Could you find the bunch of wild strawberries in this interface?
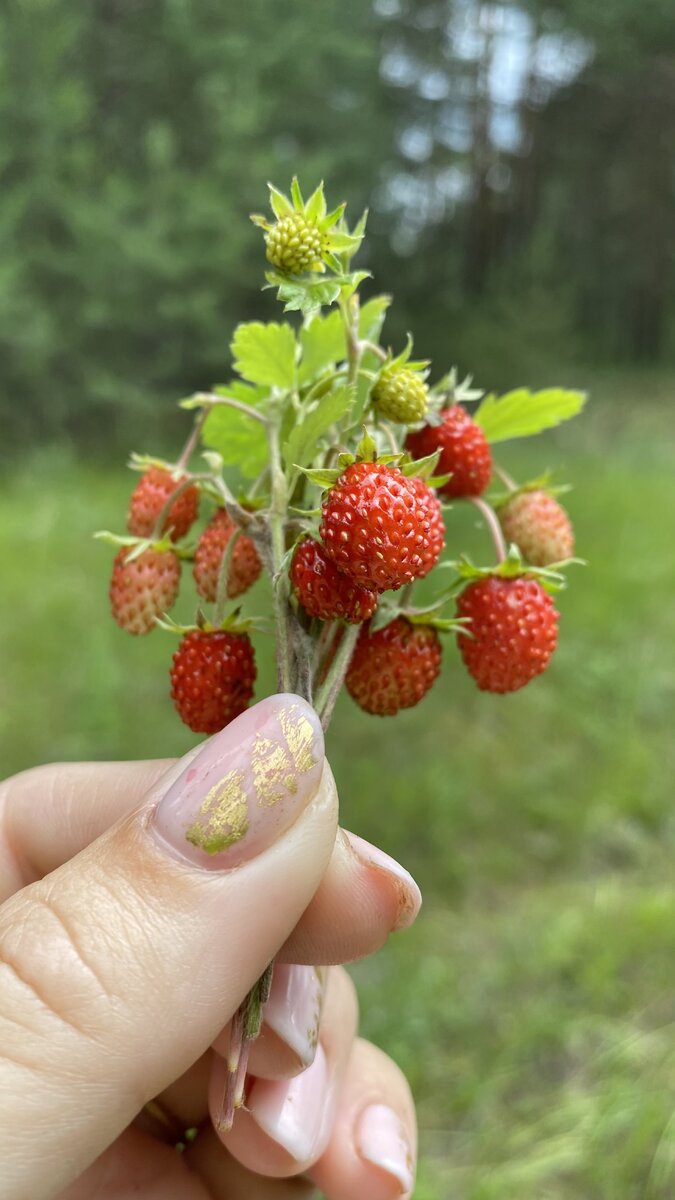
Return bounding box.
[101,179,583,737]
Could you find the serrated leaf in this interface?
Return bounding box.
[231,322,296,390]
[284,385,354,478]
[474,388,587,443]
[202,400,269,480]
[290,177,304,210]
[276,278,342,315]
[299,310,346,383]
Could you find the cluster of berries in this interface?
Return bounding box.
[109,466,261,732]
[103,177,581,740]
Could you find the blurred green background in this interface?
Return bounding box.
[2,2,675,1197]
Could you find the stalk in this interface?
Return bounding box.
[267,419,294,693]
[314,624,360,729]
[213,528,241,626]
[469,495,507,563]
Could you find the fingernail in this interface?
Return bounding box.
[343,832,422,930]
[248,1042,330,1162]
[152,695,324,869]
[264,964,327,1069]
[357,1104,415,1196]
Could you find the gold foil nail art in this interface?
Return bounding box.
[185,769,249,854]
[279,705,317,775]
[252,735,297,807]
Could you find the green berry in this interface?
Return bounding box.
[265,213,326,274]
[373,367,429,424]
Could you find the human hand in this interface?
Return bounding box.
[0,695,420,1199]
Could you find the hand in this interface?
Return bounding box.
[0,695,420,1200]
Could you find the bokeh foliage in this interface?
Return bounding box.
[1,0,674,453]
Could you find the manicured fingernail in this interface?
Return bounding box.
[343,832,422,930]
[357,1104,415,1196]
[152,695,324,869]
[248,1043,330,1162]
[264,964,327,1069]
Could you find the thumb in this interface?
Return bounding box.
[0,694,335,1200]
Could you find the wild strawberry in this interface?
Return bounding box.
[456,576,559,693]
[405,405,492,498]
[193,510,262,602]
[291,537,377,624]
[499,490,574,566]
[265,213,326,274]
[319,462,444,593]
[127,468,199,541]
[373,366,428,424]
[170,629,256,734]
[109,547,181,636]
[346,618,442,716]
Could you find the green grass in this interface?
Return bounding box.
[2,373,675,1197]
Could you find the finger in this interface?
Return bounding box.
[310,1038,417,1200]
[1,768,421,963]
[210,967,358,1178]
[54,1127,211,1200]
[0,759,174,899]
[190,1127,316,1199]
[0,695,336,1200]
[277,830,421,964]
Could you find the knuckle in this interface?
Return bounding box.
[0,888,111,1045]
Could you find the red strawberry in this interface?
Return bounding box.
[456,576,559,693]
[194,509,262,602]
[291,538,377,624]
[499,490,574,566]
[405,405,492,498]
[319,462,444,593]
[127,468,199,541]
[346,617,442,716]
[109,547,181,635]
[170,629,256,734]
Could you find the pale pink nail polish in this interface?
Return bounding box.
[264,964,326,1069]
[343,831,422,930]
[151,695,324,869]
[248,1043,331,1162]
[357,1104,415,1196]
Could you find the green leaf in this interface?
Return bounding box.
[359,295,391,341]
[231,322,296,390]
[299,466,342,489]
[400,449,441,479]
[267,183,293,220]
[304,182,326,224]
[273,277,342,315]
[290,177,304,210]
[298,310,346,383]
[474,388,587,443]
[202,386,269,480]
[283,385,354,478]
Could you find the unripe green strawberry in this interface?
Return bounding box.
[499,490,574,567]
[265,214,326,275]
[373,366,429,424]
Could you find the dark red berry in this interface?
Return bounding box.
[170,630,256,734]
[346,618,442,716]
[406,405,492,498]
[291,538,377,624]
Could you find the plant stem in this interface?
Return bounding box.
[176,408,209,471]
[213,529,241,626]
[469,495,507,563]
[194,391,269,426]
[493,463,518,492]
[267,419,294,693]
[314,623,360,729]
[149,473,205,542]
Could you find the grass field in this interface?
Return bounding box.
[2,372,675,1197]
